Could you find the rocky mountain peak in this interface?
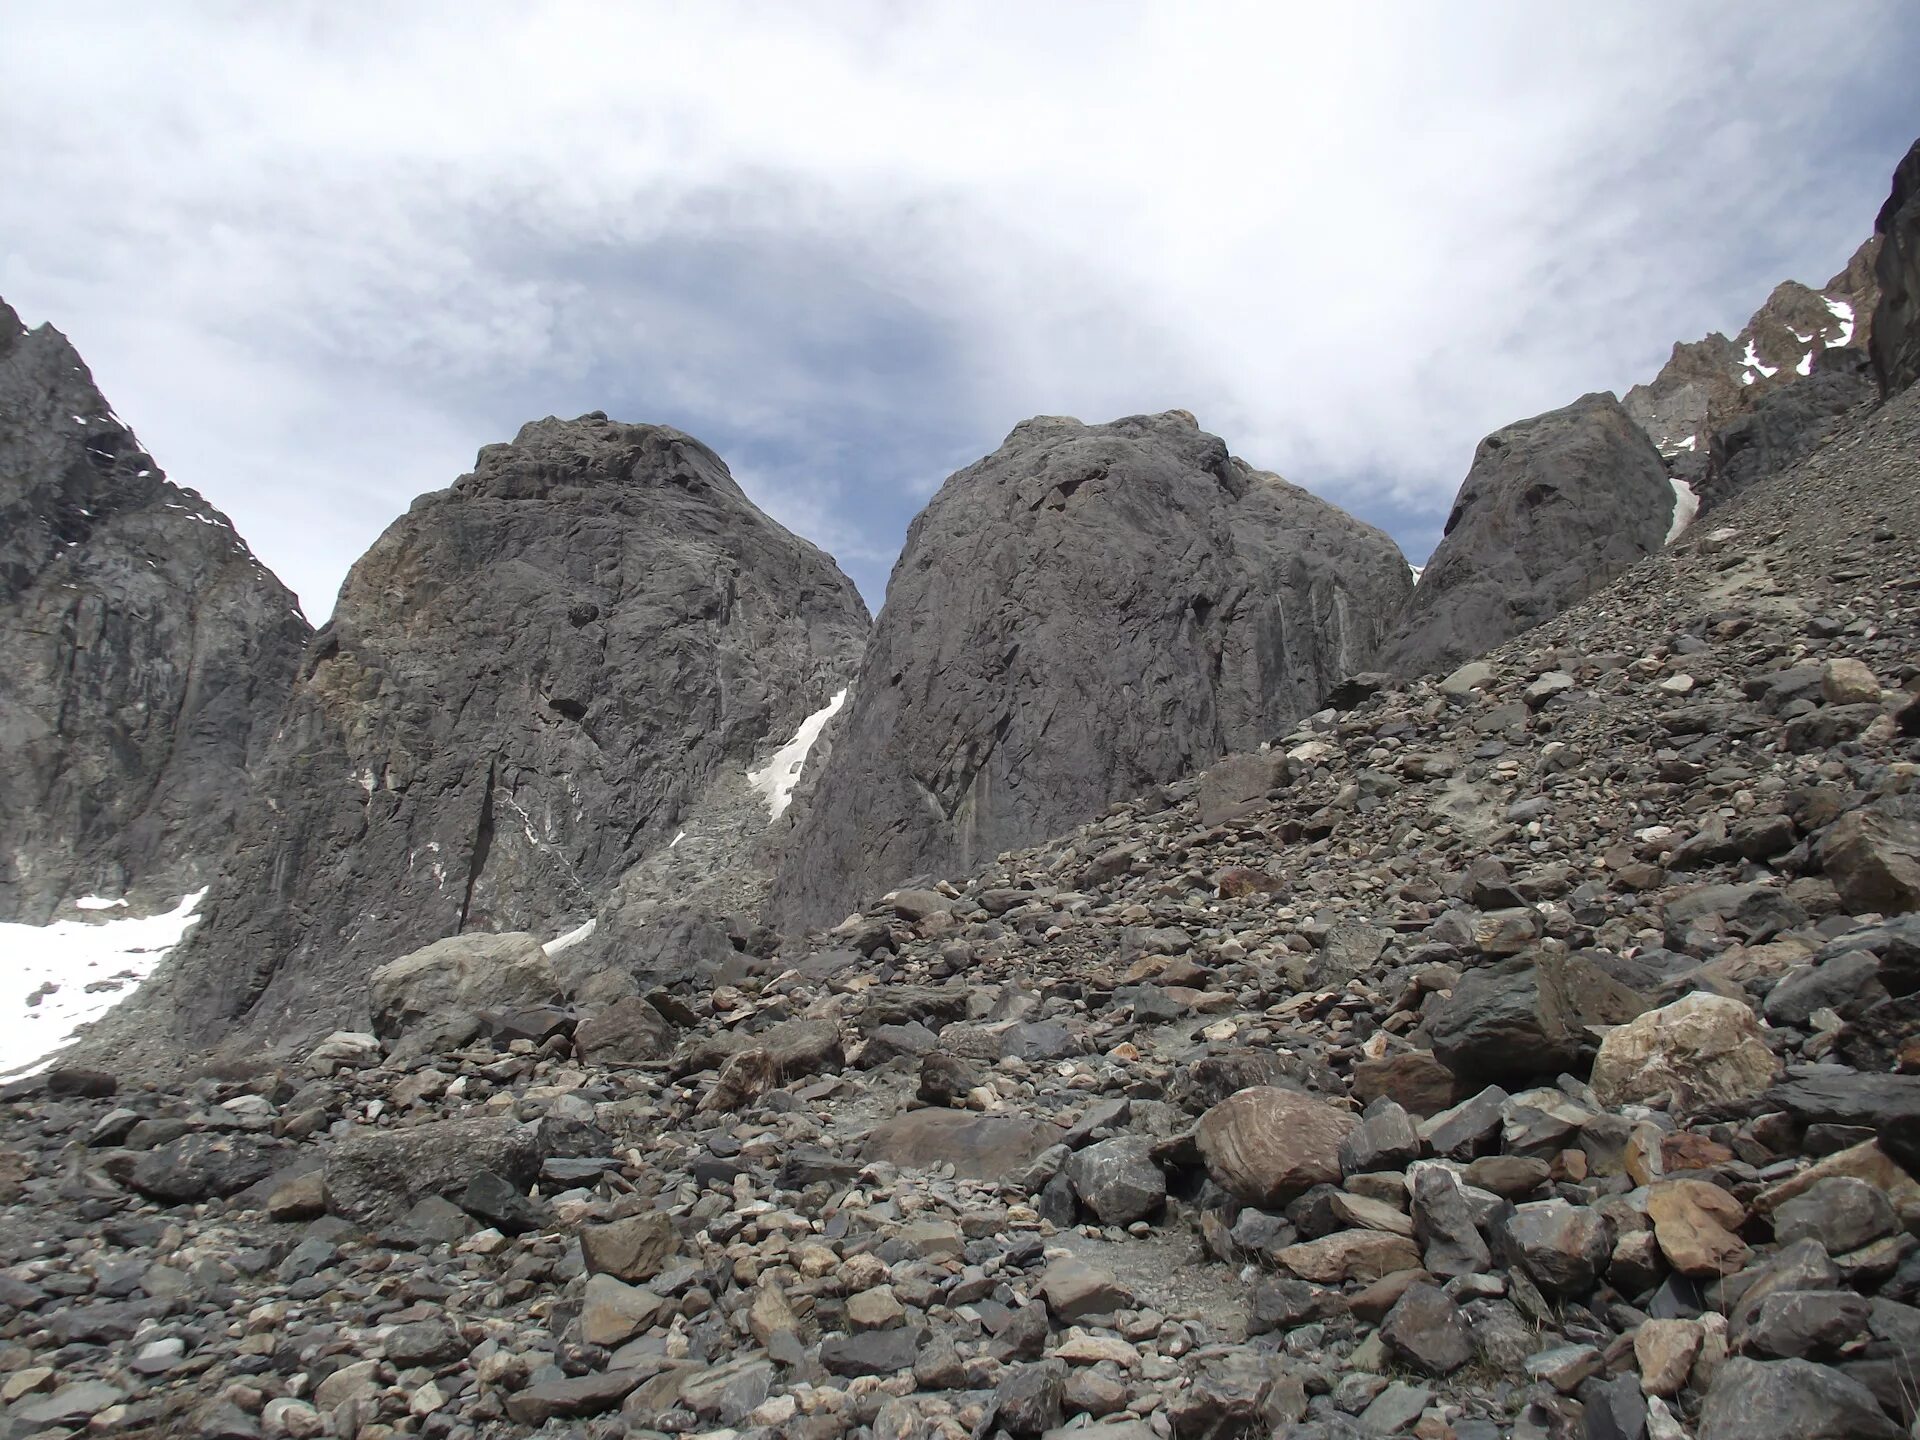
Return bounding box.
[0,297,310,923]
[767,410,1411,932]
[105,411,870,1062]
[1623,237,1879,465]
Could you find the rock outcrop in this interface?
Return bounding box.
[767,410,1410,931]
[1376,392,1674,678]
[0,299,309,922]
[1624,240,1880,493]
[1870,137,1920,396]
[128,415,867,1056]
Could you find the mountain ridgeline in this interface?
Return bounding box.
[3,136,1918,1071]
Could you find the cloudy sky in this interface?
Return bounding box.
[3,4,1915,619]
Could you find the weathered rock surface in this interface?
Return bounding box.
[1589,991,1781,1108]
[1377,393,1676,677]
[1871,137,1920,396]
[0,299,309,921]
[368,932,560,1038]
[114,416,867,1059]
[768,410,1410,930]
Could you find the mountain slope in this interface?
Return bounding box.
[0,299,310,923]
[120,415,869,1058]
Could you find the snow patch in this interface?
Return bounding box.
[1796,351,1813,377]
[1825,297,1855,347]
[1666,477,1700,545]
[1408,564,1425,586]
[669,830,686,848]
[1,890,206,1077]
[748,688,848,821]
[1739,339,1777,379]
[73,896,127,911]
[543,917,597,956]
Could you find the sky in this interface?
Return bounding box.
[2,4,1915,619]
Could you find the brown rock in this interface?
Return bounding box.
[1635,1318,1704,1398]
[266,1170,327,1222]
[1647,1180,1749,1278]
[861,1110,1058,1183]
[580,1212,678,1283]
[573,995,676,1066]
[1816,795,1920,915]
[1195,1087,1357,1207]
[1352,1051,1460,1117]
[1273,1230,1421,1284]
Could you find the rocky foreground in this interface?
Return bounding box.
[5,387,1920,1440]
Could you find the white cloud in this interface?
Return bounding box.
[1,2,1910,612]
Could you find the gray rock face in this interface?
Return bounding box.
[1378,393,1674,678]
[129,415,867,1057]
[768,411,1410,930]
[1871,138,1920,396]
[1714,347,1877,503]
[0,300,309,921]
[1624,241,1880,477]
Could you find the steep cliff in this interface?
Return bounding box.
[0,300,309,922]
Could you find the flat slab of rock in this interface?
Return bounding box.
[861,1110,1058,1182]
[323,1116,539,1225]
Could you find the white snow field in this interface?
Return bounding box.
[0,890,205,1077]
[748,688,848,820]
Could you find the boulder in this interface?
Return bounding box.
[126,1135,274,1204]
[1498,1198,1611,1295]
[862,1110,1058,1183]
[1697,1356,1902,1440]
[1590,991,1780,1109]
[1817,795,1920,915]
[1194,1087,1358,1207]
[1197,752,1290,828]
[369,933,560,1038]
[1066,1137,1166,1225]
[1647,1180,1749,1277]
[1379,1282,1473,1375]
[1428,951,1649,1086]
[323,1116,539,1225]
[572,995,678,1066]
[579,1212,679,1283]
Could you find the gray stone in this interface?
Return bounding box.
[368,933,561,1038]
[1066,1136,1166,1225]
[1697,1356,1902,1440]
[1379,1282,1472,1376]
[1498,1198,1612,1296]
[323,1116,539,1225]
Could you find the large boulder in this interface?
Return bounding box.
[1589,991,1780,1109]
[131,417,867,1058]
[861,1110,1059,1183]
[0,298,309,921]
[323,1116,540,1224]
[767,411,1410,931]
[1698,1356,1903,1440]
[1376,393,1676,678]
[1427,951,1650,1086]
[1194,1087,1357,1208]
[1816,795,1920,915]
[1871,137,1920,397]
[369,933,561,1038]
